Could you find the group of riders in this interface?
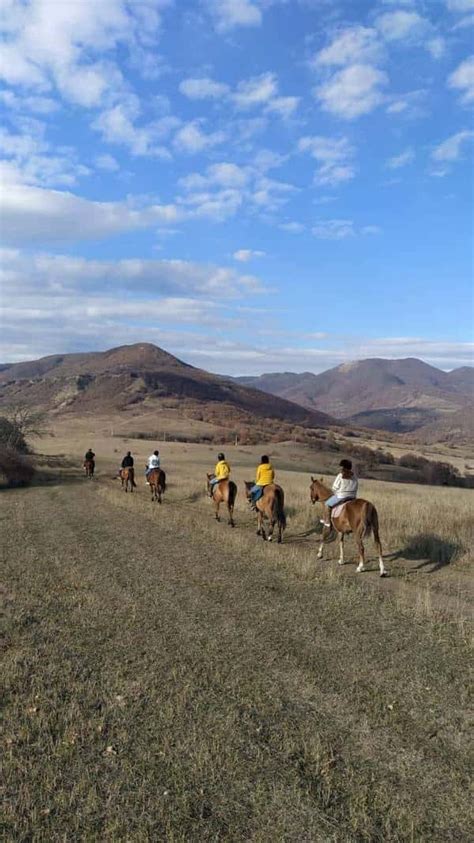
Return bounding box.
[84,447,358,520]
[84,448,162,484]
[209,452,357,521]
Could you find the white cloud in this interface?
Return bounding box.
[179,77,230,99]
[387,147,415,168]
[312,219,380,239]
[233,72,278,108]
[375,10,427,41]
[204,0,262,32]
[0,89,58,113]
[177,156,294,220]
[264,95,299,117]
[431,130,474,166]
[314,26,382,67]
[233,249,265,261]
[0,0,170,106]
[448,55,474,104]
[95,153,119,171]
[92,99,175,158]
[173,121,226,153]
[0,161,180,243]
[446,0,474,11]
[315,63,388,119]
[278,221,305,233]
[426,37,446,59]
[298,135,356,185]
[312,219,355,240]
[0,125,90,187]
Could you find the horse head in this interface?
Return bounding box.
[310,476,325,504]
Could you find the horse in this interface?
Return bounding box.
[310,477,387,576]
[244,482,286,543]
[148,468,166,503]
[83,459,94,479]
[120,467,136,492]
[206,474,237,527]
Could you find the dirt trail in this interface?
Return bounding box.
[2,473,472,841]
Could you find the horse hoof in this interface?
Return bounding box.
[380,571,388,578]
[356,566,365,574]
[267,536,272,542]
[277,538,282,544]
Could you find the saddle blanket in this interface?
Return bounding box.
[331,501,349,519]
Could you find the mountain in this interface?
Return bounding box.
[237,358,474,439]
[0,343,334,432]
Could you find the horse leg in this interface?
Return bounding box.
[228,501,235,527]
[317,523,331,559]
[267,517,274,542]
[214,498,220,522]
[338,533,345,565]
[373,523,386,577]
[356,530,366,573]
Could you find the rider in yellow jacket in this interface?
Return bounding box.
[209,453,231,495]
[250,455,274,506]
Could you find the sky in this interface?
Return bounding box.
[0,0,473,375]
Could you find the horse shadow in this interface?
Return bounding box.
[386,533,462,574]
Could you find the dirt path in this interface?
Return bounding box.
[2,475,472,841]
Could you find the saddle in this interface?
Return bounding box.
[331,499,353,519]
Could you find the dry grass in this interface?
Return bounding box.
[2,432,473,841]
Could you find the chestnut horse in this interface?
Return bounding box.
[244,482,286,543]
[83,459,94,478]
[310,477,386,576]
[206,475,237,527]
[148,468,166,503]
[120,467,136,492]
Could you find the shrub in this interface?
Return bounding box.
[0,417,28,453]
[0,446,35,486]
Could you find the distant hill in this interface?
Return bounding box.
[237,358,474,440]
[0,343,335,434]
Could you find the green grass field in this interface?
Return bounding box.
[2,435,473,841]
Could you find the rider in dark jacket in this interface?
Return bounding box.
[121,451,134,468]
[84,449,95,462]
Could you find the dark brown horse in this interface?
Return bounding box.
[83,459,94,479]
[148,468,166,503]
[120,467,136,492]
[244,482,286,543]
[206,475,237,527]
[310,477,386,576]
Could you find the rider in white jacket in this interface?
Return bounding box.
[321,459,358,526]
[145,450,160,482]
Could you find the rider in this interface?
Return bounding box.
[209,452,231,496]
[84,448,95,465]
[121,451,134,472]
[145,449,161,483]
[321,458,358,527]
[249,455,274,508]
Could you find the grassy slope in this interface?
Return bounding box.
[2,452,473,841]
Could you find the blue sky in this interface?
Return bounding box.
[0,0,473,373]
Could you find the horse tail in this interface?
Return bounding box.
[161,470,166,492]
[360,501,374,539]
[274,488,286,530]
[228,480,237,508]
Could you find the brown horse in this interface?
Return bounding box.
[148,468,166,503]
[206,475,237,527]
[120,467,136,492]
[310,477,386,576]
[83,459,94,478]
[244,482,286,543]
